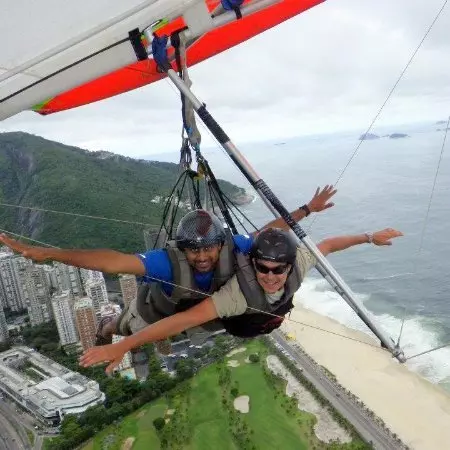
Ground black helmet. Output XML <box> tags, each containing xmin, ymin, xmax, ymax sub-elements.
<box><xmin>176</xmin><ymin>209</ymin><xmax>226</xmax><ymax>250</ymax></box>
<box><xmin>251</xmin><ymin>228</ymin><xmax>297</xmax><ymax>264</ymax></box>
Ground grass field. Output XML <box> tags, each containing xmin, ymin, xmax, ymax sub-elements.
<box><xmin>81</xmin><ymin>399</ymin><xmax>167</xmax><ymax>450</ymax></box>
<box><xmin>81</xmin><ymin>339</ymin><xmax>366</xmax><ymax>450</ymax></box>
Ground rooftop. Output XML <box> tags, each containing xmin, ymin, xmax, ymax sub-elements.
<box><xmin>0</xmin><ymin>346</ymin><xmax>104</xmax><ymax>419</ymax></box>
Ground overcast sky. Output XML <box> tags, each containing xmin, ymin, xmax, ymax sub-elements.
<box><xmin>1</xmin><ymin>0</ymin><xmax>449</xmax><ymax>158</ymax></box>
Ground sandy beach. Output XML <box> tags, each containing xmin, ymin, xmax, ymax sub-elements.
<box><xmin>281</xmin><ymin>301</ymin><xmax>450</xmax><ymax>450</ymax></box>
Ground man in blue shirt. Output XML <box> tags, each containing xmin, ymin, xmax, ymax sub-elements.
<box><xmin>0</xmin><ymin>185</ymin><xmax>337</xmax><ymax>345</ymax></box>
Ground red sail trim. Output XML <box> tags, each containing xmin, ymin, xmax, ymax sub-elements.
<box><xmin>36</xmin><ymin>0</ymin><xmax>324</xmax><ymax>115</ymax></box>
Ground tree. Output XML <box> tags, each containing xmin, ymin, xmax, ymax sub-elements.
<box><xmin>175</xmin><ymin>358</ymin><xmax>197</xmax><ymax>381</ymax></box>
<box><xmin>214</xmin><ymin>335</ymin><xmax>231</xmax><ymax>357</ymax></box>
<box><xmin>78</xmin><ymin>405</ymin><xmax>108</xmax><ymax>430</ymax></box>
<box><xmin>153</xmin><ymin>417</ymin><xmax>166</xmax><ymax>431</ymax></box>
<box><xmin>249</xmin><ymin>354</ymin><xmax>260</xmax><ymax>363</ymax></box>
<box><xmin>231</xmin><ymin>387</ymin><xmax>239</xmax><ymax>398</ymax></box>
<box><xmin>148</xmin><ymin>353</ymin><xmax>163</xmax><ymax>375</ymax></box>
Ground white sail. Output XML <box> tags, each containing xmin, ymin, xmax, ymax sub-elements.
<box><xmin>0</xmin><ymin>0</ymin><xmax>199</xmax><ymax>121</ymax></box>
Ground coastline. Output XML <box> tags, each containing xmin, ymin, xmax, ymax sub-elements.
<box><xmin>282</xmin><ymin>299</ymin><xmax>450</xmax><ymax>450</ymax></box>
<box><xmin>230</xmin><ymin>189</ymin><xmax>256</xmax><ymax>206</ymax></box>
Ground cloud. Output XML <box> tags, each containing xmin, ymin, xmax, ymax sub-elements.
<box><xmin>1</xmin><ymin>0</ymin><xmax>449</xmax><ymax>158</ymax></box>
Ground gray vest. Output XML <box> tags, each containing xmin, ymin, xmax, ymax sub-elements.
<box><xmin>221</xmin><ymin>252</ymin><xmax>302</xmax><ymax>337</ymax></box>
<box><xmin>136</xmin><ymin>239</ymin><xmax>235</xmax><ymax>324</ymax></box>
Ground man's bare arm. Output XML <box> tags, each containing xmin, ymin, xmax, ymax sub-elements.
<box><xmin>258</xmin><ymin>185</ymin><xmax>336</xmax><ymax>233</ymax></box>
<box><xmin>0</xmin><ymin>234</ymin><xmax>145</xmax><ymax>275</ymax></box>
<box><xmin>79</xmin><ymin>298</ymin><xmax>218</xmax><ymax>374</ymax></box>
<box><xmin>317</xmin><ymin>228</ymin><xmax>403</xmax><ymax>256</ymax></box>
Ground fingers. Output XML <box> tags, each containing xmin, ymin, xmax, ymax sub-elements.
<box><xmin>384</xmin><ymin>228</ymin><xmax>403</xmax><ymax>238</ymax></box>
<box><xmin>373</xmin><ymin>228</ymin><xmax>403</xmax><ymax>246</ymax></box>
<box><xmin>106</xmin><ymin>359</ymin><xmax>120</xmax><ymax>375</ymax></box>
<box><xmin>319</xmin><ymin>185</ymin><xmax>337</xmax><ymax>197</ymax></box>
<box><xmin>79</xmin><ymin>348</ymin><xmax>107</xmax><ymax>367</ymax></box>
<box><xmin>0</xmin><ymin>233</ymin><xmax>19</xmax><ymax>250</ymax></box>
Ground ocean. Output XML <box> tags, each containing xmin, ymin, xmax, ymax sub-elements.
<box><xmin>149</xmin><ymin>120</ymin><xmax>450</xmax><ymax>392</ymax></box>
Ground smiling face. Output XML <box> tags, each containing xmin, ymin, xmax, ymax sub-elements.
<box><xmin>253</xmin><ymin>259</ymin><xmax>291</xmax><ymax>294</ymax></box>
<box><xmin>184</xmin><ymin>244</ymin><xmax>222</xmax><ymax>273</ymax></box>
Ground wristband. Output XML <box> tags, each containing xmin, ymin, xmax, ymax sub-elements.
<box><xmin>365</xmin><ymin>232</ymin><xmax>374</xmax><ymax>244</ymax></box>
<box><xmin>299</xmin><ymin>204</ymin><xmax>311</xmax><ymax>217</ymax></box>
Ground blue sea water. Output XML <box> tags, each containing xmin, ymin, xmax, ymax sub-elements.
<box><xmin>149</xmin><ymin>121</ymin><xmax>450</xmax><ymax>391</ymax></box>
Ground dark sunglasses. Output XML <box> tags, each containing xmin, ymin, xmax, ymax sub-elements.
<box><xmin>254</xmin><ymin>261</ymin><xmax>289</xmax><ymax>275</ymax></box>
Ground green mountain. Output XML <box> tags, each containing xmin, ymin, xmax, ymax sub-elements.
<box><xmin>0</xmin><ymin>132</ymin><xmax>249</xmax><ymax>253</ymax></box>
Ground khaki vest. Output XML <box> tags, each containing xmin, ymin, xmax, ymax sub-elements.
<box><xmin>221</xmin><ymin>252</ymin><xmax>302</xmax><ymax>337</ymax></box>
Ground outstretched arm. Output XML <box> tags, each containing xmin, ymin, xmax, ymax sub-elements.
<box><xmin>79</xmin><ymin>298</ymin><xmax>218</xmax><ymax>374</ymax></box>
<box><xmin>317</xmin><ymin>228</ymin><xmax>403</xmax><ymax>256</ymax></box>
<box><xmin>0</xmin><ymin>233</ymin><xmax>145</xmax><ymax>275</ymax></box>
<box><xmin>259</xmin><ymin>185</ymin><xmax>337</xmax><ymax>232</ymax></box>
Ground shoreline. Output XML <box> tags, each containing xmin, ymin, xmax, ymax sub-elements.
<box><xmin>283</xmin><ymin>300</ymin><xmax>450</xmax><ymax>450</ymax></box>
<box><xmin>230</xmin><ymin>189</ymin><xmax>256</xmax><ymax>206</ymax></box>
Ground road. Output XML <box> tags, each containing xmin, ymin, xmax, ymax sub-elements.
<box><xmin>271</xmin><ymin>331</ymin><xmax>402</xmax><ymax>450</ymax></box>
<box><xmin>0</xmin><ymin>400</ymin><xmax>31</xmax><ymax>450</ymax></box>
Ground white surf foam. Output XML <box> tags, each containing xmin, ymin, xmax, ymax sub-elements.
<box><xmin>294</xmin><ymin>278</ymin><xmax>450</xmax><ymax>387</ymax></box>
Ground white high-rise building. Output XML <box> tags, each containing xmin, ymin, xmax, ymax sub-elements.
<box><xmin>112</xmin><ymin>335</ymin><xmax>132</xmax><ymax>371</ymax></box>
<box><xmin>74</xmin><ymin>298</ymin><xmax>97</xmax><ymax>351</ymax></box>
<box><xmin>25</xmin><ymin>265</ymin><xmax>53</xmax><ymax>326</ymax></box>
<box><xmin>42</xmin><ymin>266</ymin><xmax>58</xmax><ymax>293</ymax></box>
<box><xmin>0</xmin><ymin>254</ymin><xmax>30</xmax><ymax>311</ymax></box>
<box><xmin>80</xmin><ymin>269</ymin><xmax>105</xmax><ymax>285</ymax></box>
<box><xmin>119</xmin><ymin>274</ymin><xmax>137</xmax><ymax>307</ymax></box>
<box><xmin>53</xmin><ymin>263</ymin><xmax>83</xmax><ymax>298</ymax></box>
<box><xmin>85</xmin><ymin>279</ymin><xmax>109</xmax><ymax>317</ymax></box>
<box><xmin>0</xmin><ymin>262</ymin><xmax>7</xmax><ymax>309</ymax></box>
<box><xmin>51</xmin><ymin>291</ymin><xmax>78</xmax><ymax>346</ymax></box>
<box><xmin>0</xmin><ymin>307</ymin><xmax>8</xmax><ymax>342</ymax></box>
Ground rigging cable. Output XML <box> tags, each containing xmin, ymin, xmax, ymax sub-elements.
<box><xmin>307</xmin><ymin>0</ymin><xmax>448</xmax><ymax>232</ymax></box>
<box><xmin>396</xmin><ymin>116</ymin><xmax>450</xmax><ymax>351</ymax></box>
<box><xmin>130</xmin><ymin>274</ymin><xmax>383</xmax><ymax>351</ymax></box>
<box><xmin>4</xmin><ymin>224</ymin><xmax>448</xmax><ymax>360</ymax></box>
<box><xmin>0</xmin><ymin>227</ymin><xmax>58</xmax><ymax>248</ymax></box>
<box><xmin>0</xmin><ymin>202</ymin><xmax>160</xmax><ymax>228</ymax></box>
<box><xmin>0</xmin><ymin>224</ymin><xmax>382</xmax><ymax>351</ymax></box>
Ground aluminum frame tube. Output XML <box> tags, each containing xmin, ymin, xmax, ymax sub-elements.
<box><xmin>164</xmin><ymin>67</ymin><xmax>405</xmax><ymax>363</ymax></box>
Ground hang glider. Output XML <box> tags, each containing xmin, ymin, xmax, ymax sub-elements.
<box><xmin>0</xmin><ymin>0</ymin><xmax>324</xmax><ymax>120</ymax></box>
<box><xmin>0</xmin><ymin>0</ymin><xmax>408</xmax><ymax>362</ymax></box>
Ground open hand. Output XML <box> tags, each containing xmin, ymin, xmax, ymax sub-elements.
<box><xmin>307</xmin><ymin>185</ymin><xmax>337</xmax><ymax>213</ymax></box>
<box><xmin>372</xmin><ymin>228</ymin><xmax>403</xmax><ymax>246</ymax></box>
<box><xmin>79</xmin><ymin>343</ymin><xmax>127</xmax><ymax>375</ymax></box>
<box><xmin>0</xmin><ymin>234</ymin><xmax>53</xmax><ymax>262</ymax></box>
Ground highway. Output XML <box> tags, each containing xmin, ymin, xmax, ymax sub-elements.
<box><xmin>271</xmin><ymin>331</ymin><xmax>403</xmax><ymax>450</ymax></box>
<box><xmin>0</xmin><ymin>400</ymin><xmax>31</xmax><ymax>450</ymax></box>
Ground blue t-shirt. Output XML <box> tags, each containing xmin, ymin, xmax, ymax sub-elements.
<box><xmin>137</xmin><ymin>234</ymin><xmax>253</xmax><ymax>295</ymax></box>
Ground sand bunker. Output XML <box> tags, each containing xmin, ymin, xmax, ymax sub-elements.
<box><xmin>227</xmin><ymin>347</ymin><xmax>246</xmax><ymax>357</ymax></box>
<box><xmin>267</xmin><ymin>355</ymin><xmax>351</xmax><ymax>444</ymax></box>
<box><xmin>166</xmin><ymin>409</ymin><xmax>175</xmax><ymax>415</ymax></box>
<box><xmin>233</xmin><ymin>395</ymin><xmax>250</xmax><ymax>413</ymax></box>
<box><xmin>227</xmin><ymin>359</ymin><xmax>240</xmax><ymax>367</ymax></box>
<box><xmin>121</xmin><ymin>437</ymin><xmax>135</xmax><ymax>450</ymax></box>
